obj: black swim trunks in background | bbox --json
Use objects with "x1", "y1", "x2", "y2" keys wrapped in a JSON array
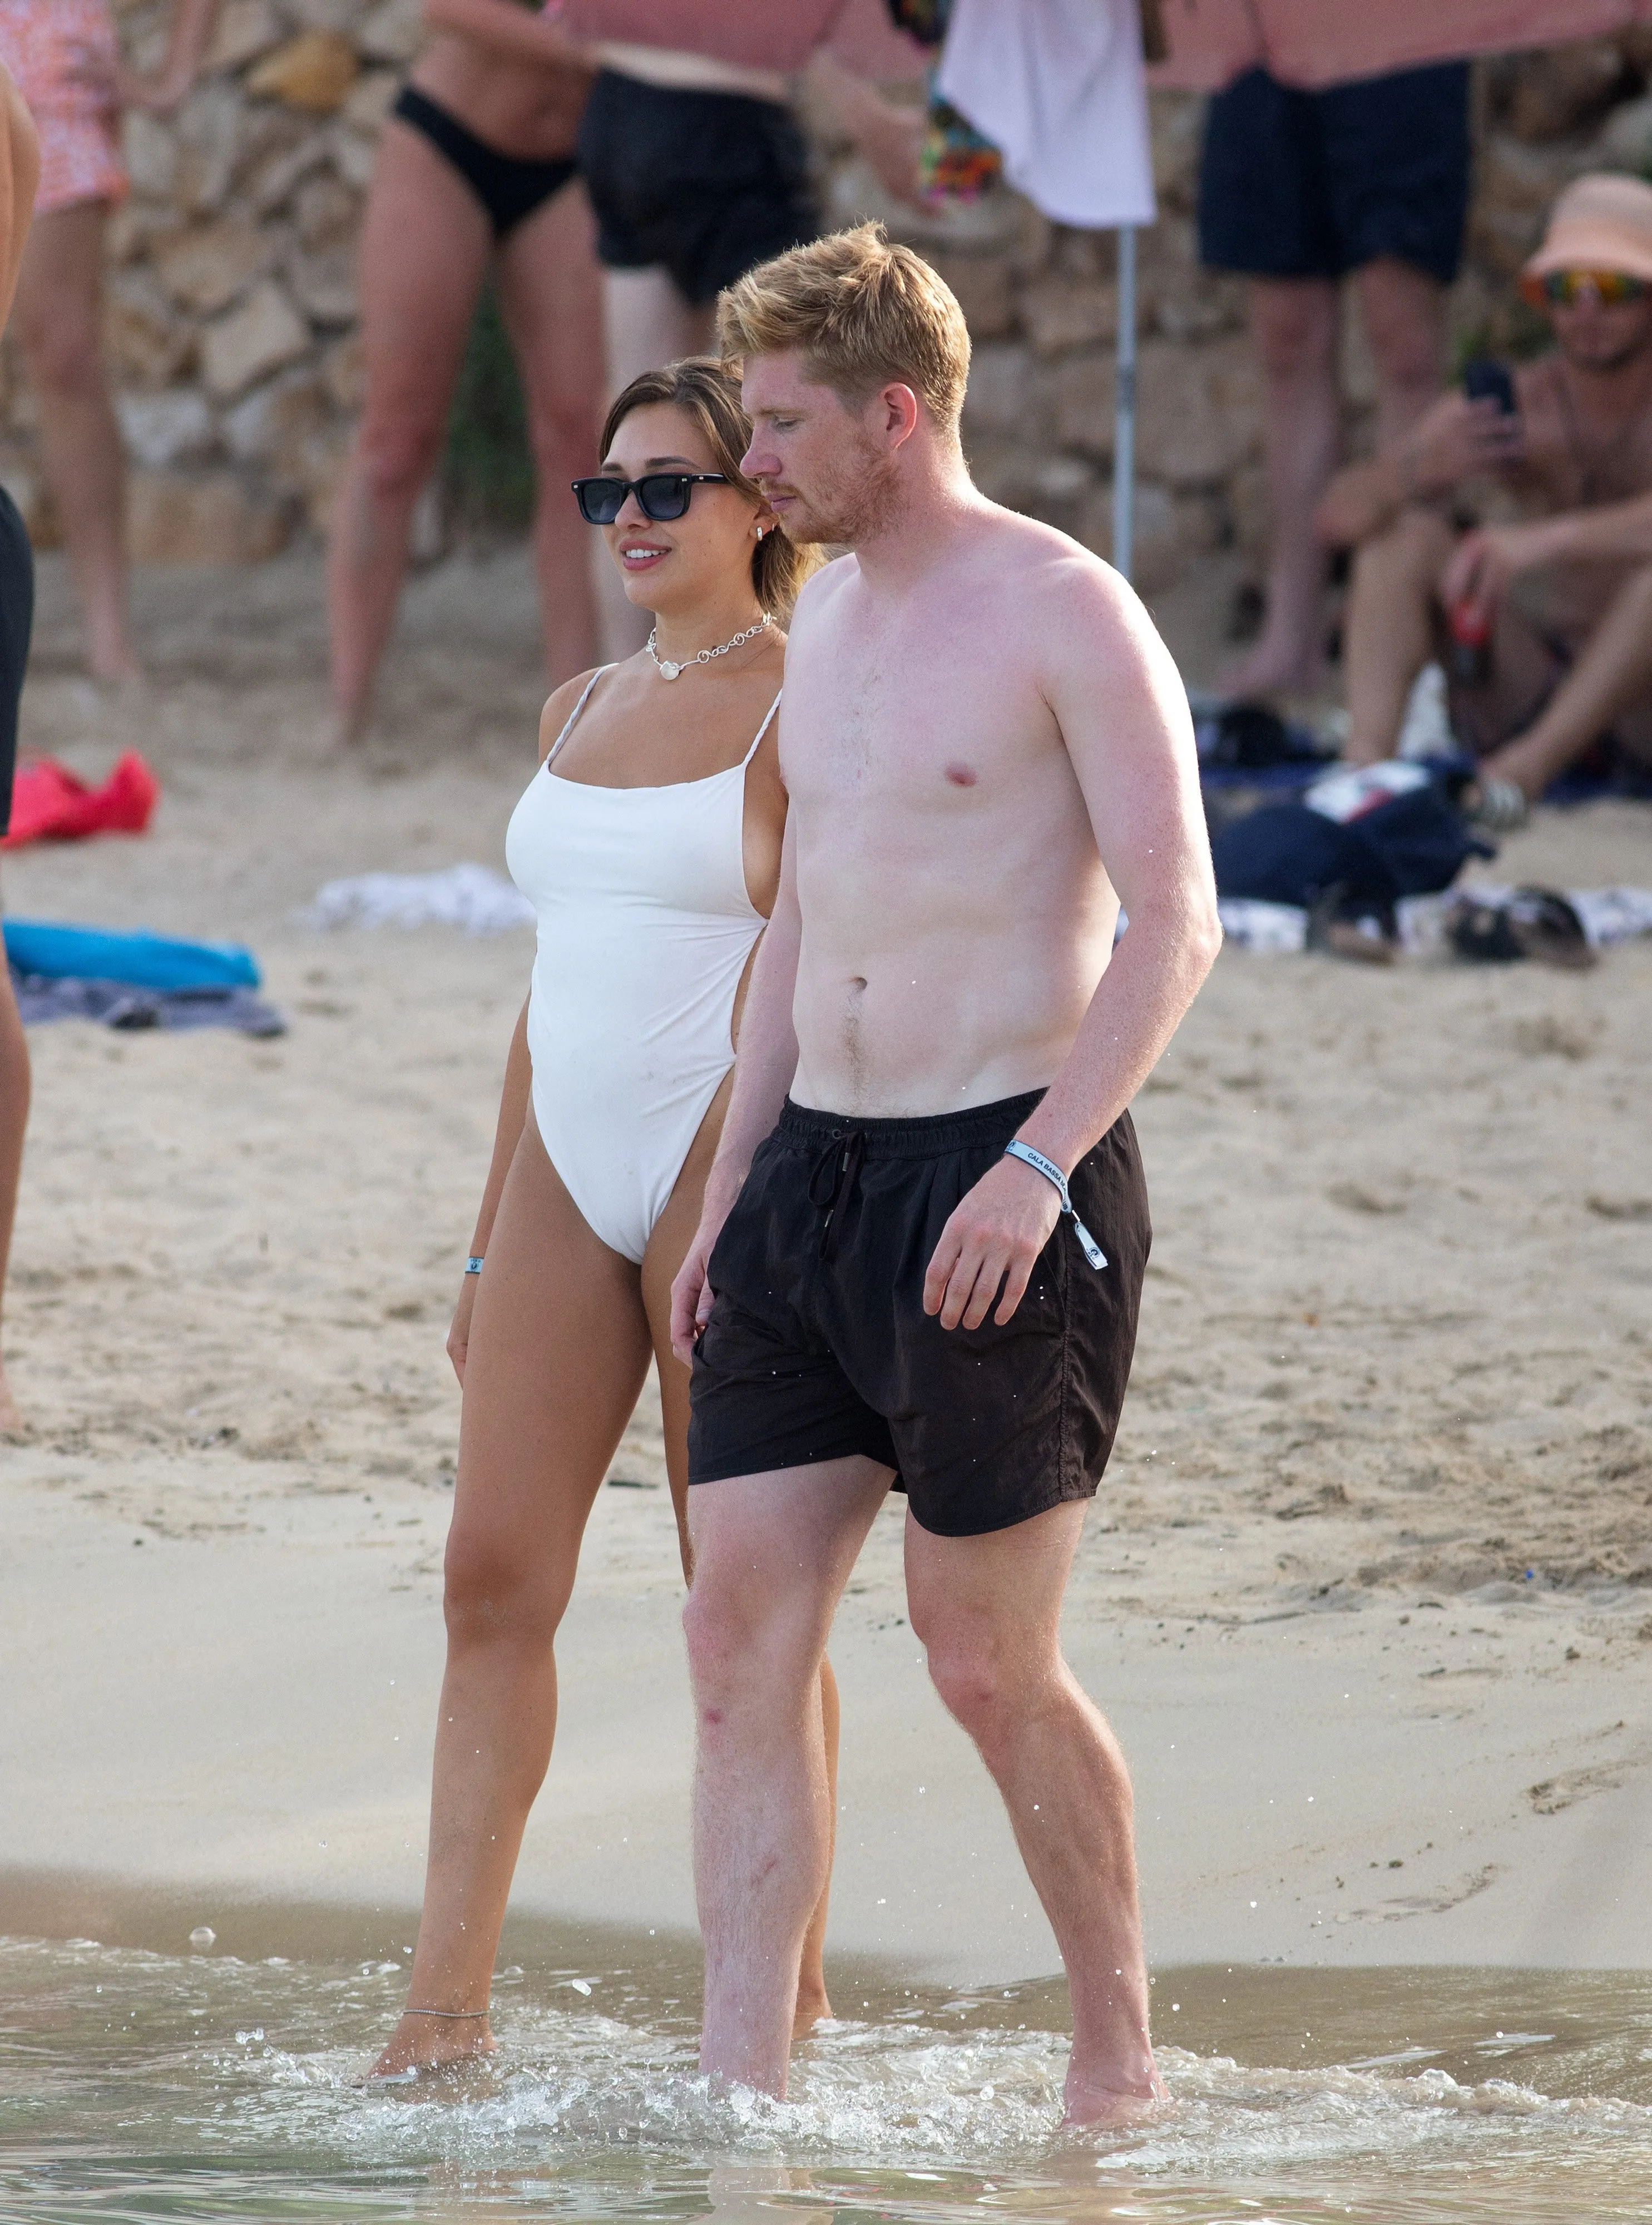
[
  {"x1": 688, "y1": 1092, "x2": 1150, "y2": 1537},
  {"x1": 577, "y1": 69, "x2": 818, "y2": 305},
  {"x1": 1198, "y1": 62, "x2": 1471, "y2": 287},
  {"x1": 0, "y1": 484, "x2": 34, "y2": 839},
  {"x1": 392, "y1": 85, "x2": 578, "y2": 241}
]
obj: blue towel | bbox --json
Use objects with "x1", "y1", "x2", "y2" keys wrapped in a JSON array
[{"x1": 2, "y1": 919, "x2": 260, "y2": 991}]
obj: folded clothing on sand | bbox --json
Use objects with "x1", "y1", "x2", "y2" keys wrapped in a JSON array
[
  {"x1": 9, "y1": 971, "x2": 285, "y2": 1036},
  {"x1": 2, "y1": 919, "x2": 260, "y2": 992},
  {"x1": 311, "y1": 863, "x2": 533, "y2": 934},
  {"x1": 0, "y1": 751, "x2": 158, "y2": 849}
]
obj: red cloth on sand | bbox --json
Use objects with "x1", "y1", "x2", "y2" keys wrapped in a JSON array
[{"x1": 1, "y1": 752, "x2": 158, "y2": 849}]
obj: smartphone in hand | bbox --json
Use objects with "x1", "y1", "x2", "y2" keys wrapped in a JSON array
[{"x1": 1462, "y1": 357, "x2": 1519, "y2": 419}]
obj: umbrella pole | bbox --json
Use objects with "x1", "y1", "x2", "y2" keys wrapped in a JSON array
[{"x1": 1111, "y1": 224, "x2": 1137, "y2": 585}]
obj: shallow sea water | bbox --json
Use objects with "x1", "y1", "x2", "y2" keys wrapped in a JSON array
[{"x1": 4, "y1": 1927, "x2": 1651, "y2": 2225}]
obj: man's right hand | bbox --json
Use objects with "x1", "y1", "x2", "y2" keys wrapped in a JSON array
[
  {"x1": 1402, "y1": 391, "x2": 1525, "y2": 498},
  {"x1": 670, "y1": 1210, "x2": 727, "y2": 1365}
]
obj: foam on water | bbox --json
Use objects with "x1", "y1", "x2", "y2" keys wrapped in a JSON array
[{"x1": 4, "y1": 1933, "x2": 1651, "y2": 2224}]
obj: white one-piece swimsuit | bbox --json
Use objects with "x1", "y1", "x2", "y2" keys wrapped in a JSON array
[{"x1": 503, "y1": 666, "x2": 777, "y2": 1264}]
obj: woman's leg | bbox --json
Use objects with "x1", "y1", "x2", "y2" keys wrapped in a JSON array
[
  {"x1": 13, "y1": 204, "x2": 137, "y2": 683},
  {"x1": 325, "y1": 122, "x2": 492, "y2": 740},
  {"x1": 374, "y1": 1116, "x2": 654, "y2": 2075},
  {"x1": 0, "y1": 931, "x2": 27, "y2": 1433},
  {"x1": 641, "y1": 1080, "x2": 838, "y2": 2033},
  {"x1": 496, "y1": 182, "x2": 604, "y2": 689}
]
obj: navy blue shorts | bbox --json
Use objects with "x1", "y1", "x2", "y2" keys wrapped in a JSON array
[{"x1": 1198, "y1": 63, "x2": 1471, "y2": 286}]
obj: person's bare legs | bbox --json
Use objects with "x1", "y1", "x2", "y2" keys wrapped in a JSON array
[
  {"x1": 595, "y1": 270, "x2": 718, "y2": 661},
  {"x1": 0, "y1": 940, "x2": 28, "y2": 1432},
  {"x1": 1221, "y1": 276, "x2": 1339, "y2": 699},
  {"x1": 685, "y1": 1460, "x2": 891, "y2": 2093},
  {"x1": 13, "y1": 205, "x2": 137, "y2": 683},
  {"x1": 905, "y1": 1501, "x2": 1159, "y2": 2123},
  {"x1": 496, "y1": 182, "x2": 604, "y2": 689},
  {"x1": 325, "y1": 122, "x2": 492, "y2": 740},
  {"x1": 371, "y1": 1116, "x2": 653, "y2": 2076},
  {"x1": 1353, "y1": 255, "x2": 1447, "y2": 448},
  {"x1": 1482, "y1": 561, "x2": 1652, "y2": 799},
  {"x1": 1342, "y1": 506, "x2": 1455, "y2": 763},
  {"x1": 642, "y1": 1079, "x2": 839, "y2": 2034}
]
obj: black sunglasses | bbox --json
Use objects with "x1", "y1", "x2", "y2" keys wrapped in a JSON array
[{"x1": 571, "y1": 472, "x2": 729, "y2": 525}]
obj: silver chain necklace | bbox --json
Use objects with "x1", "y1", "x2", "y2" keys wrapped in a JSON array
[{"x1": 647, "y1": 612, "x2": 771, "y2": 681}]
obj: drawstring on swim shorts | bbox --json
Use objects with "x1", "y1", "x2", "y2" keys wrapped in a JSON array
[{"x1": 808, "y1": 1129, "x2": 867, "y2": 1262}]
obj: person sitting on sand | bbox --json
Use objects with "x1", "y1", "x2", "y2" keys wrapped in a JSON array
[
  {"x1": 372, "y1": 358, "x2": 839, "y2": 2078},
  {"x1": 0, "y1": 58, "x2": 38, "y2": 1434},
  {"x1": 670, "y1": 226, "x2": 1220, "y2": 2121},
  {"x1": 326, "y1": 0, "x2": 604, "y2": 744},
  {"x1": 1320, "y1": 173, "x2": 1652, "y2": 820}
]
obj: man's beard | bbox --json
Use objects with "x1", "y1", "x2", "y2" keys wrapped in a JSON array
[
  {"x1": 772, "y1": 436, "x2": 902, "y2": 548},
  {"x1": 1562, "y1": 325, "x2": 1652, "y2": 375}
]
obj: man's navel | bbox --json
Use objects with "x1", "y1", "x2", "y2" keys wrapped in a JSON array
[{"x1": 944, "y1": 762, "x2": 977, "y2": 788}]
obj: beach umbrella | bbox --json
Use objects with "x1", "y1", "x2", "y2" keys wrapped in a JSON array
[{"x1": 1148, "y1": 0, "x2": 1652, "y2": 91}]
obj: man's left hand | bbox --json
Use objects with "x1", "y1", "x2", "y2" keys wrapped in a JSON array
[
  {"x1": 1442, "y1": 518, "x2": 1560, "y2": 616},
  {"x1": 923, "y1": 1155, "x2": 1061, "y2": 1331}
]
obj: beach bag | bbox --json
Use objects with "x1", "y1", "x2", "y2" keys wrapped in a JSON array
[{"x1": 1211, "y1": 762, "x2": 1490, "y2": 909}]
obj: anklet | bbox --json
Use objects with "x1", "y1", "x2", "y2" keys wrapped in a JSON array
[{"x1": 405, "y1": 2006, "x2": 488, "y2": 2018}]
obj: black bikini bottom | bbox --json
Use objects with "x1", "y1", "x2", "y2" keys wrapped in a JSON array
[{"x1": 392, "y1": 85, "x2": 577, "y2": 241}]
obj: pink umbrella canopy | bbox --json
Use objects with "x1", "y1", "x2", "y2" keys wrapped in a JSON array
[{"x1": 1149, "y1": 0, "x2": 1652, "y2": 92}]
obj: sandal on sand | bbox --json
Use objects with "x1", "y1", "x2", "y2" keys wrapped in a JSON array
[
  {"x1": 1447, "y1": 886, "x2": 1597, "y2": 968},
  {"x1": 1463, "y1": 775, "x2": 1529, "y2": 833}
]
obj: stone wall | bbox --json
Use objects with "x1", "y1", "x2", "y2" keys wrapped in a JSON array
[{"x1": 4, "y1": 14, "x2": 1652, "y2": 582}]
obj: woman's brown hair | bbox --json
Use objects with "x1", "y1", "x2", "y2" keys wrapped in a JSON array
[{"x1": 598, "y1": 357, "x2": 820, "y2": 619}]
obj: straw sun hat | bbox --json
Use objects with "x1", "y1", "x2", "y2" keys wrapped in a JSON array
[{"x1": 1524, "y1": 172, "x2": 1652, "y2": 284}]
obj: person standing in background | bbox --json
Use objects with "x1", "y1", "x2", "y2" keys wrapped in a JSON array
[
  {"x1": 0, "y1": 55, "x2": 38, "y2": 1431},
  {"x1": 1199, "y1": 62, "x2": 1471, "y2": 701},
  {"x1": 326, "y1": 0, "x2": 604, "y2": 744},
  {"x1": 565, "y1": 0, "x2": 924, "y2": 654},
  {"x1": 0, "y1": 0, "x2": 221, "y2": 685}
]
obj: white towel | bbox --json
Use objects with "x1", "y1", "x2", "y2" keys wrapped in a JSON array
[
  {"x1": 937, "y1": 0, "x2": 1156, "y2": 230},
  {"x1": 310, "y1": 864, "x2": 534, "y2": 936}
]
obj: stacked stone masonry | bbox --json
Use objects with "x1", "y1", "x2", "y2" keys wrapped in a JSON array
[{"x1": 3, "y1": 12, "x2": 1650, "y2": 583}]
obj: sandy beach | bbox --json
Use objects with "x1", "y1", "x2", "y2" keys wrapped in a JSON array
[{"x1": 3, "y1": 548, "x2": 1650, "y2": 1989}]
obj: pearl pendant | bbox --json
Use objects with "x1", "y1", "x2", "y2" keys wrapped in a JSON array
[{"x1": 659, "y1": 660, "x2": 681, "y2": 679}]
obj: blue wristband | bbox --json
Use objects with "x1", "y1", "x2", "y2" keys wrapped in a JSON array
[{"x1": 464, "y1": 1256, "x2": 484, "y2": 1275}]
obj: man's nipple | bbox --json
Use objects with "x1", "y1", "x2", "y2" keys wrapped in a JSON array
[{"x1": 944, "y1": 762, "x2": 978, "y2": 787}]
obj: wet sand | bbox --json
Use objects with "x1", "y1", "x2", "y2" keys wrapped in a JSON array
[{"x1": 3, "y1": 550, "x2": 1650, "y2": 1984}]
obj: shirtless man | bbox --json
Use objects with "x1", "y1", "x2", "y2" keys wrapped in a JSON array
[
  {"x1": 668, "y1": 225, "x2": 1221, "y2": 2121},
  {"x1": 1322, "y1": 174, "x2": 1652, "y2": 813}
]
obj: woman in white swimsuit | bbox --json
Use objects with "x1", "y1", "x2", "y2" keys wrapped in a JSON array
[{"x1": 373, "y1": 359, "x2": 829, "y2": 2078}]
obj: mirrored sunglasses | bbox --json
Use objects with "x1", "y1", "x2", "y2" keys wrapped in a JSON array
[
  {"x1": 1521, "y1": 268, "x2": 1649, "y2": 309},
  {"x1": 571, "y1": 473, "x2": 729, "y2": 525}
]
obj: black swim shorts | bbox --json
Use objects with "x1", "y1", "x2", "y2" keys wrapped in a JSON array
[
  {"x1": 1198, "y1": 63, "x2": 1471, "y2": 287},
  {"x1": 687, "y1": 1092, "x2": 1150, "y2": 1537},
  {"x1": 576, "y1": 70, "x2": 818, "y2": 306},
  {"x1": 0, "y1": 484, "x2": 33, "y2": 838}
]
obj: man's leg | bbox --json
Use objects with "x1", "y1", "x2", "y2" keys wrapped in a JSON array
[
  {"x1": 1222, "y1": 278, "x2": 1341, "y2": 699},
  {"x1": 1342, "y1": 506, "x2": 1455, "y2": 762},
  {"x1": 1353, "y1": 255, "x2": 1447, "y2": 447},
  {"x1": 1481, "y1": 562, "x2": 1652, "y2": 800},
  {"x1": 905, "y1": 1501, "x2": 1159, "y2": 2122},
  {"x1": 496, "y1": 181, "x2": 605, "y2": 691},
  {"x1": 684, "y1": 1457, "x2": 890, "y2": 2094}
]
